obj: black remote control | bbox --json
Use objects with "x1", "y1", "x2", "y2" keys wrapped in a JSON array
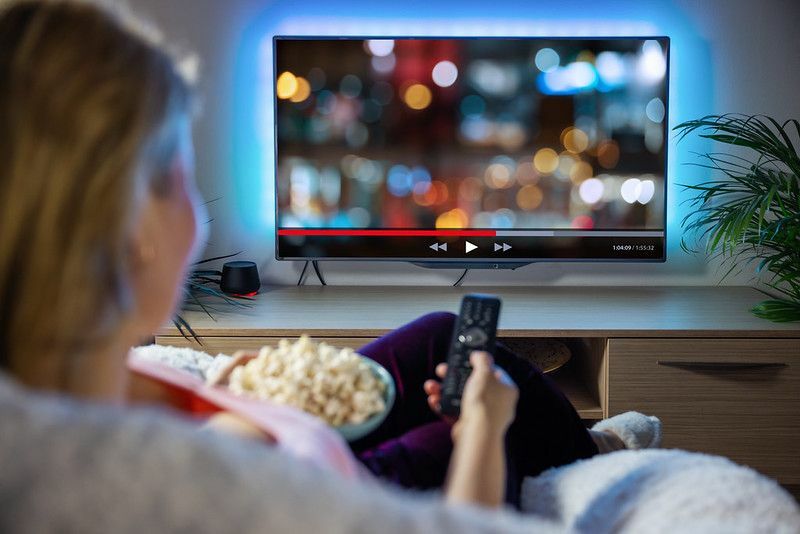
[{"x1": 440, "y1": 294, "x2": 501, "y2": 417}]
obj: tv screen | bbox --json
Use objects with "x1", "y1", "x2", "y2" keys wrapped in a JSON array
[{"x1": 274, "y1": 37, "x2": 669, "y2": 265}]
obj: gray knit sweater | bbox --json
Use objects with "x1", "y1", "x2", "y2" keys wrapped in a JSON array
[{"x1": 0, "y1": 372, "x2": 558, "y2": 533}]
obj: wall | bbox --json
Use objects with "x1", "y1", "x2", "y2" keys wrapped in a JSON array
[{"x1": 129, "y1": 0, "x2": 800, "y2": 287}]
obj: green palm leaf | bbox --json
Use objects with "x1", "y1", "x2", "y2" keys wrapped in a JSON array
[{"x1": 677, "y1": 114, "x2": 800, "y2": 322}]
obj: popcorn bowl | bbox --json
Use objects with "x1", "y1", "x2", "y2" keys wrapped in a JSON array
[
  {"x1": 334, "y1": 356, "x2": 396, "y2": 442},
  {"x1": 211, "y1": 342, "x2": 398, "y2": 444}
]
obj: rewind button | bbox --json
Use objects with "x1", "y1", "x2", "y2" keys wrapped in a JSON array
[{"x1": 430, "y1": 242, "x2": 448, "y2": 252}]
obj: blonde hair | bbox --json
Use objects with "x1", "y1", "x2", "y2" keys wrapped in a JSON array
[{"x1": 0, "y1": 0, "x2": 194, "y2": 383}]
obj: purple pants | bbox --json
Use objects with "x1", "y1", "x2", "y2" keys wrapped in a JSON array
[{"x1": 351, "y1": 312, "x2": 598, "y2": 507}]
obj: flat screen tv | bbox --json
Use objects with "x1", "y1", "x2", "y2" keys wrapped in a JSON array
[{"x1": 274, "y1": 36, "x2": 669, "y2": 267}]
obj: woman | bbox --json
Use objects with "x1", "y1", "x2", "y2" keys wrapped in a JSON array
[{"x1": 0, "y1": 1, "x2": 654, "y2": 531}]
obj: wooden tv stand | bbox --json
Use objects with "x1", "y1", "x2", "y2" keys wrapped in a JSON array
[{"x1": 156, "y1": 285, "x2": 800, "y2": 488}]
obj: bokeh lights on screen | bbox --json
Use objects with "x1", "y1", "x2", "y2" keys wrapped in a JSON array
[{"x1": 274, "y1": 38, "x2": 668, "y2": 233}]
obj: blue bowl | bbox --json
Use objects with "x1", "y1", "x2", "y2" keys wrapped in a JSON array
[{"x1": 335, "y1": 357, "x2": 396, "y2": 442}]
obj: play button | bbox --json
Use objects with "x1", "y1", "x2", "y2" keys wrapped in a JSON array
[{"x1": 465, "y1": 241, "x2": 478, "y2": 253}]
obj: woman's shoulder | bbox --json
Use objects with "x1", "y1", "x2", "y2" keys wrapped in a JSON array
[
  {"x1": 0, "y1": 372, "x2": 275, "y2": 532},
  {"x1": 0, "y1": 372, "x2": 333, "y2": 532}
]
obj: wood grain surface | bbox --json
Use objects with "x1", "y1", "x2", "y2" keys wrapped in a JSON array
[
  {"x1": 160, "y1": 286, "x2": 800, "y2": 338},
  {"x1": 608, "y1": 338, "x2": 800, "y2": 482}
]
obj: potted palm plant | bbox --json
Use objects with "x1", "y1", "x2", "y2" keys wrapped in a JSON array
[{"x1": 676, "y1": 114, "x2": 800, "y2": 322}]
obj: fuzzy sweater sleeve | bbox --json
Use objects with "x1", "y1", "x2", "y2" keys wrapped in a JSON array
[{"x1": 0, "y1": 373, "x2": 560, "y2": 534}]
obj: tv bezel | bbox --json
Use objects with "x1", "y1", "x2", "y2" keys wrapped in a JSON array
[{"x1": 272, "y1": 35, "x2": 670, "y2": 267}]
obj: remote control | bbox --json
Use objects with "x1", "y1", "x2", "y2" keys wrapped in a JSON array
[{"x1": 440, "y1": 294, "x2": 501, "y2": 417}]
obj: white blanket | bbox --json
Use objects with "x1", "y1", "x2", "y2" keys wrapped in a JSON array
[{"x1": 522, "y1": 448, "x2": 800, "y2": 533}]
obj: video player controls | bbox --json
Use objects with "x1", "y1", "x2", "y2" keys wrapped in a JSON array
[
  {"x1": 430, "y1": 242, "x2": 448, "y2": 252},
  {"x1": 465, "y1": 241, "x2": 478, "y2": 253},
  {"x1": 493, "y1": 242, "x2": 512, "y2": 252}
]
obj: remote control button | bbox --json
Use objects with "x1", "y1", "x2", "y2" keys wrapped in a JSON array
[{"x1": 458, "y1": 327, "x2": 488, "y2": 348}]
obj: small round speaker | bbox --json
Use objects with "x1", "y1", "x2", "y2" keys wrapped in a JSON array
[{"x1": 220, "y1": 261, "x2": 260, "y2": 296}]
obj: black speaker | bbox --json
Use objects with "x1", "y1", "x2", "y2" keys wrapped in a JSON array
[{"x1": 220, "y1": 261, "x2": 260, "y2": 296}]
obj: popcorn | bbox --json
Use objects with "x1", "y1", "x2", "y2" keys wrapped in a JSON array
[{"x1": 226, "y1": 335, "x2": 386, "y2": 426}]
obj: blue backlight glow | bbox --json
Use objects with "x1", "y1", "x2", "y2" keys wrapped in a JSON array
[{"x1": 232, "y1": 0, "x2": 714, "y2": 268}]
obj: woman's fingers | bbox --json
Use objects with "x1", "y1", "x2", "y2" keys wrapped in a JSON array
[
  {"x1": 425, "y1": 379, "x2": 442, "y2": 413},
  {"x1": 435, "y1": 363, "x2": 448, "y2": 378},
  {"x1": 423, "y1": 379, "x2": 440, "y2": 395},
  {"x1": 427, "y1": 394, "x2": 441, "y2": 412},
  {"x1": 427, "y1": 365, "x2": 457, "y2": 423},
  {"x1": 231, "y1": 350, "x2": 258, "y2": 360},
  {"x1": 208, "y1": 350, "x2": 257, "y2": 386},
  {"x1": 493, "y1": 367, "x2": 514, "y2": 387},
  {"x1": 469, "y1": 350, "x2": 494, "y2": 371}
]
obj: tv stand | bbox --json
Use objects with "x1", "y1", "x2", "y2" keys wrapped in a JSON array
[{"x1": 156, "y1": 285, "x2": 800, "y2": 493}]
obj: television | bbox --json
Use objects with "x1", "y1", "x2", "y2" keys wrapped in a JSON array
[{"x1": 274, "y1": 36, "x2": 669, "y2": 268}]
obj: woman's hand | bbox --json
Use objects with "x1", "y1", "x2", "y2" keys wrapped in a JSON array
[
  {"x1": 439, "y1": 352, "x2": 518, "y2": 508},
  {"x1": 203, "y1": 351, "x2": 278, "y2": 444},
  {"x1": 203, "y1": 412, "x2": 277, "y2": 444},
  {"x1": 458, "y1": 351, "x2": 518, "y2": 437},
  {"x1": 206, "y1": 350, "x2": 258, "y2": 386},
  {"x1": 424, "y1": 351, "x2": 518, "y2": 441}
]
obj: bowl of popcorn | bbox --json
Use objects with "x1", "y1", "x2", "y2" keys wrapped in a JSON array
[{"x1": 221, "y1": 335, "x2": 395, "y2": 442}]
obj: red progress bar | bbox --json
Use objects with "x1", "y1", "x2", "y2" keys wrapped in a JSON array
[{"x1": 278, "y1": 229, "x2": 496, "y2": 237}]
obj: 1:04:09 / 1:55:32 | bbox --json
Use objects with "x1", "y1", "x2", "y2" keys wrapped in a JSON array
[{"x1": 612, "y1": 244, "x2": 656, "y2": 251}]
